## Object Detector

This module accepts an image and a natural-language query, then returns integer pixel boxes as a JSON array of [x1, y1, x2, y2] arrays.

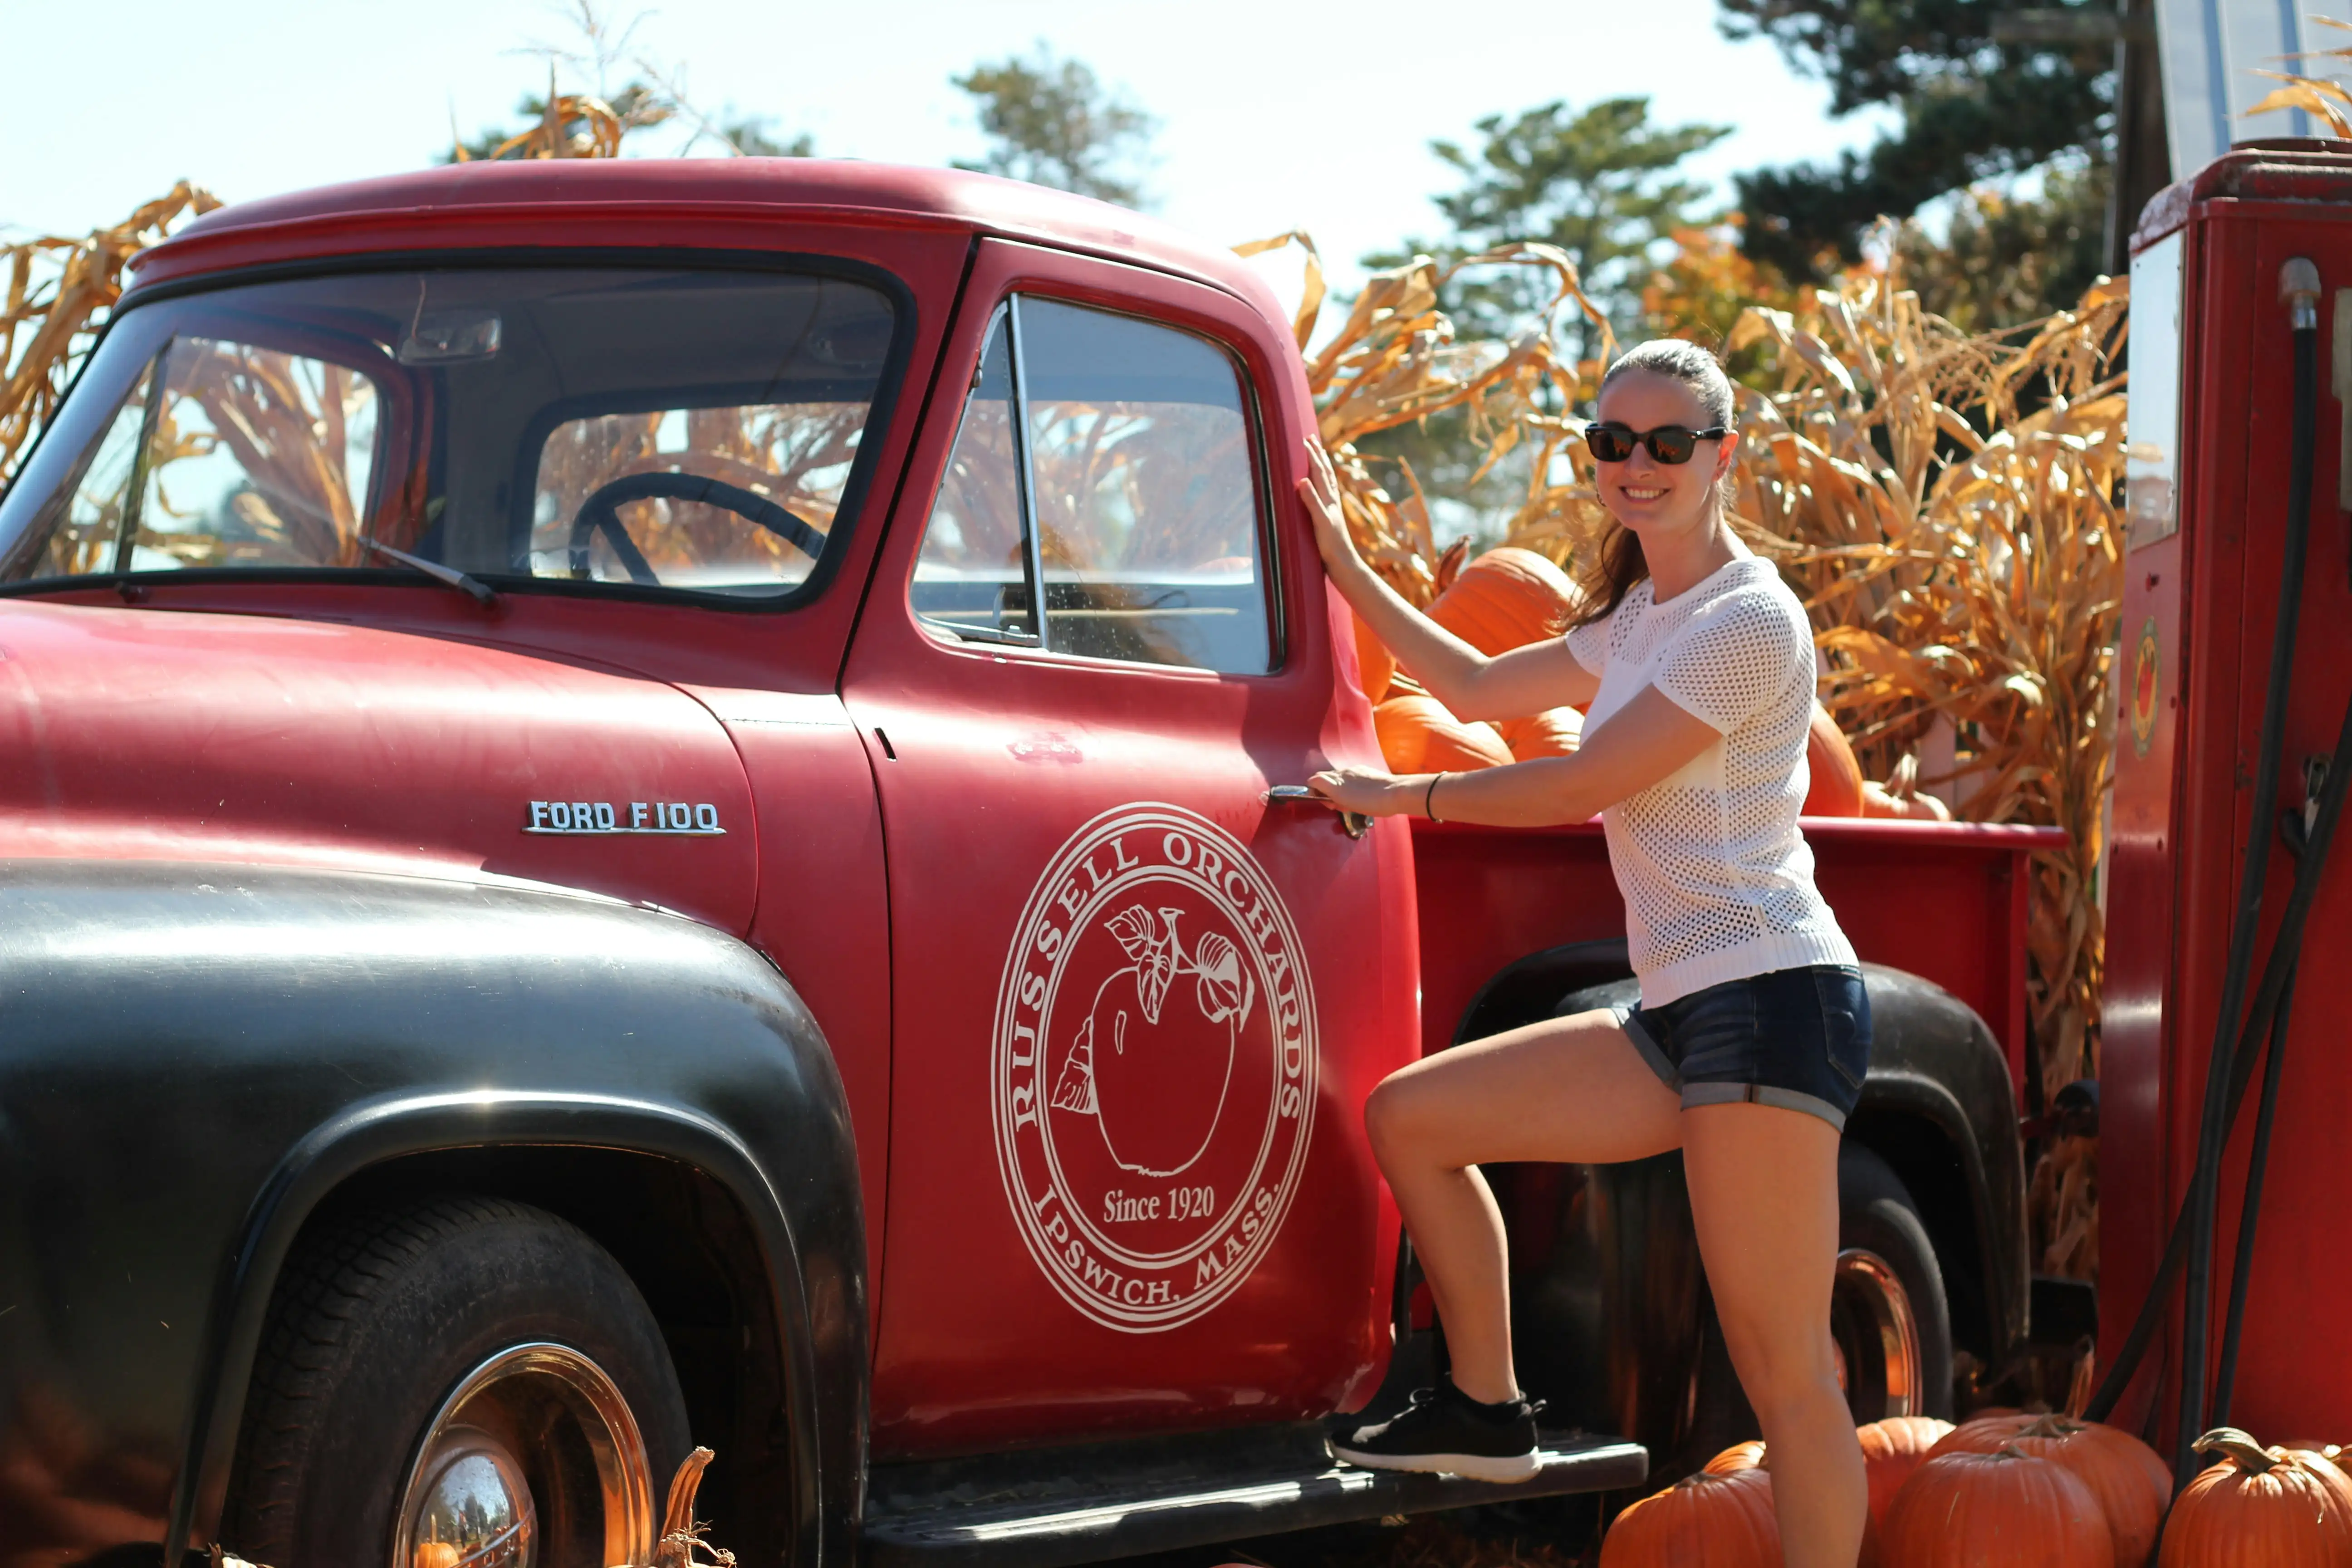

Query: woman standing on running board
[[1301, 338, 1870, 1568]]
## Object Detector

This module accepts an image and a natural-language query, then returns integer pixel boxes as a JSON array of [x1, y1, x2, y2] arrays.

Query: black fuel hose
[[2212, 956, 2300, 1424], [2085, 660, 2352, 1426], [2078, 263, 2326, 1480]]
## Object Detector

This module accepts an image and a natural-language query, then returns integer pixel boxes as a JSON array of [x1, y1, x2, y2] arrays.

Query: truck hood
[[0, 602, 755, 932]]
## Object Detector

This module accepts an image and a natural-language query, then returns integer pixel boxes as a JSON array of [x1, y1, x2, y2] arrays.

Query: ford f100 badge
[[525, 801, 725, 835]]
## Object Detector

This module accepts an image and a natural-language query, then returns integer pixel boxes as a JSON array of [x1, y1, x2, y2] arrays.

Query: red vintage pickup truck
[[0, 160, 2053, 1568]]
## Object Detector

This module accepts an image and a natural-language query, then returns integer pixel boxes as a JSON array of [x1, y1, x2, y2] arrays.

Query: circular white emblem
[[992, 803, 1318, 1332]]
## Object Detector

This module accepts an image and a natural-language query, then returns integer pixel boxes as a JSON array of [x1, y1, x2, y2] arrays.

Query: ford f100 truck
[[0, 160, 2050, 1568]]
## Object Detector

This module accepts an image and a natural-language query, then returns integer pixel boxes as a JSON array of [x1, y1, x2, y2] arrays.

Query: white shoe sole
[[1329, 1443, 1541, 1484]]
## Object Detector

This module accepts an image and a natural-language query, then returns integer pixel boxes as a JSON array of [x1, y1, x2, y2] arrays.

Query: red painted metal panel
[[2107, 149, 2352, 1445], [843, 239, 1413, 1457], [0, 599, 756, 930], [1411, 818, 2054, 1081], [683, 686, 897, 1326]]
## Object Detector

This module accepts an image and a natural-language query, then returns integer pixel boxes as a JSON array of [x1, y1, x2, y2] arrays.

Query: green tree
[[1720, 0, 2114, 290], [1894, 155, 2111, 333], [951, 46, 1157, 208], [715, 116, 814, 158], [1374, 98, 1730, 362]]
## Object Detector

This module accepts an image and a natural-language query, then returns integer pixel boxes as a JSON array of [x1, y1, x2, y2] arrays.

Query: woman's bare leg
[[1683, 1102, 1867, 1568], [1363, 1009, 1684, 1405]]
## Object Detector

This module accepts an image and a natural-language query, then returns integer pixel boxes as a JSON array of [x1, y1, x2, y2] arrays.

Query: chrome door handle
[[1264, 784, 1370, 840]]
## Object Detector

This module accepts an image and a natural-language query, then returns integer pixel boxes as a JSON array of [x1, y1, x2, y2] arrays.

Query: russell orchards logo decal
[[992, 804, 1317, 1332]]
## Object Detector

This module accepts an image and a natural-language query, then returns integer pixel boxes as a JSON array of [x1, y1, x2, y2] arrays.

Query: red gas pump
[[2100, 141, 2352, 1469]]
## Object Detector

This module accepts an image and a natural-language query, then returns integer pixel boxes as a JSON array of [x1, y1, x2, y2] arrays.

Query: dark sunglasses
[[1584, 421, 1730, 465]]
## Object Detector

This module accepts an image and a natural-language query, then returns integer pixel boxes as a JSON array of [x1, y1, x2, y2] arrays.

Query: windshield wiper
[[363, 539, 497, 606]]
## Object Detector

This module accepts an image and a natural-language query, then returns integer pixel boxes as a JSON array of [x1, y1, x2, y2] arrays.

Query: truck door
[[842, 240, 1415, 1454]]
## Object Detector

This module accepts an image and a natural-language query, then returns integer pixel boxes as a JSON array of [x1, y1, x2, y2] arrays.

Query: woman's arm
[[1298, 439, 1599, 717], [1308, 685, 1721, 828]]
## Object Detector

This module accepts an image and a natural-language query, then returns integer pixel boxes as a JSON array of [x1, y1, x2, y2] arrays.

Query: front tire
[[223, 1194, 690, 1567]]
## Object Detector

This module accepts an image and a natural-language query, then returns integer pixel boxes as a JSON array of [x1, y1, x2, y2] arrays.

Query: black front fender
[[0, 861, 866, 1567]]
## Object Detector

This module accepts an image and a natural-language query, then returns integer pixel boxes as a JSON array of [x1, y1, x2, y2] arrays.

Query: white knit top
[[1566, 554, 1856, 1006]]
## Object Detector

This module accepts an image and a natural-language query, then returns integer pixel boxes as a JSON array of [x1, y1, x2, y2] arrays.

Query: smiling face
[[1591, 369, 1739, 549]]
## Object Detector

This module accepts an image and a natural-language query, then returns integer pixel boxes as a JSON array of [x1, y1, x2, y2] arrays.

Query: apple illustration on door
[[1052, 904, 1255, 1176]]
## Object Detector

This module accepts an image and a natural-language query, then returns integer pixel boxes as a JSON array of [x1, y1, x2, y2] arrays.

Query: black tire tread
[[222, 1194, 611, 1555]]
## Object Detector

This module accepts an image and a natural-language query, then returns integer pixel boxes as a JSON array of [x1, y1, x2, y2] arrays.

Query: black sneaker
[[1328, 1382, 1544, 1482]]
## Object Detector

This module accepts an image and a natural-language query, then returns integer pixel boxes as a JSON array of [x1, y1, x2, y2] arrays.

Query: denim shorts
[[1608, 965, 1872, 1130]]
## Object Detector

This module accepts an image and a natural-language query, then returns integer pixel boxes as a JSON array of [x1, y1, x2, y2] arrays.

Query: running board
[[860, 1420, 1648, 1568]]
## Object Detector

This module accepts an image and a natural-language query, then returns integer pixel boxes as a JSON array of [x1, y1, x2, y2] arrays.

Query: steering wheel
[[568, 472, 827, 586]]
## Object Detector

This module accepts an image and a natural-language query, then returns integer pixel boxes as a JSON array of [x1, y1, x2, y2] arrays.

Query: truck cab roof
[[125, 157, 1291, 326]]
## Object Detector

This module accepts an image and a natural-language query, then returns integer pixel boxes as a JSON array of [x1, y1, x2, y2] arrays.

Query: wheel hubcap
[[407, 1439, 535, 1568], [393, 1343, 655, 1568], [1829, 1247, 1924, 1419]]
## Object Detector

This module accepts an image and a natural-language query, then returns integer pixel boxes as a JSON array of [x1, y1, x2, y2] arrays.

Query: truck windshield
[[0, 265, 901, 603]]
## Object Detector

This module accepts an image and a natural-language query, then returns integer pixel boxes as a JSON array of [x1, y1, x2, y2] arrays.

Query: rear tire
[[1834, 1144, 1954, 1422], [222, 1194, 690, 1567], [1683, 1142, 1955, 1465]]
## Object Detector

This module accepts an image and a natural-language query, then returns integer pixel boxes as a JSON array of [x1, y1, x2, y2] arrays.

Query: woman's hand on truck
[[1297, 436, 1367, 581], [1297, 438, 1601, 720], [1305, 765, 1423, 818]]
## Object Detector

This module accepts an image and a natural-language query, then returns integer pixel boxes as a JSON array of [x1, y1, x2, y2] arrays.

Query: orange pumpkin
[[1350, 611, 1396, 705], [1859, 1416, 1955, 1530], [2282, 1438, 2347, 1466], [1705, 1439, 1769, 1475], [2161, 1428, 2352, 1567], [1881, 1446, 2113, 1568], [1373, 693, 1514, 775], [1930, 1414, 2162, 1568], [413, 1546, 463, 1568], [1862, 780, 1955, 820], [1803, 705, 1865, 817], [1499, 706, 1584, 760], [1427, 547, 1581, 657], [1600, 1466, 1780, 1568]]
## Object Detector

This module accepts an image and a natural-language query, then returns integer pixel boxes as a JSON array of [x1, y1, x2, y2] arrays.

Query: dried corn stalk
[[452, 66, 671, 162], [1, 183, 220, 494], [1725, 261, 2128, 1130], [1234, 232, 1609, 606], [2247, 15, 2352, 137]]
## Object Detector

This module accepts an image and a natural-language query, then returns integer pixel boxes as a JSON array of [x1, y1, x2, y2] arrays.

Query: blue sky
[[5, 0, 1895, 297]]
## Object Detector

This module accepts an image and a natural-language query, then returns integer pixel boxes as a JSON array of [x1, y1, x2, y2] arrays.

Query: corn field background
[[1, 94, 2122, 1318]]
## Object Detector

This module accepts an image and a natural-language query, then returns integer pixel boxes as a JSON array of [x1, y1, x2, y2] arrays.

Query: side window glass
[[133, 338, 380, 570], [32, 357, 157, 578], [910, 315, 1033, 640], [907, 298, 1275, 674], [1017, 298, 1271, 675]]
